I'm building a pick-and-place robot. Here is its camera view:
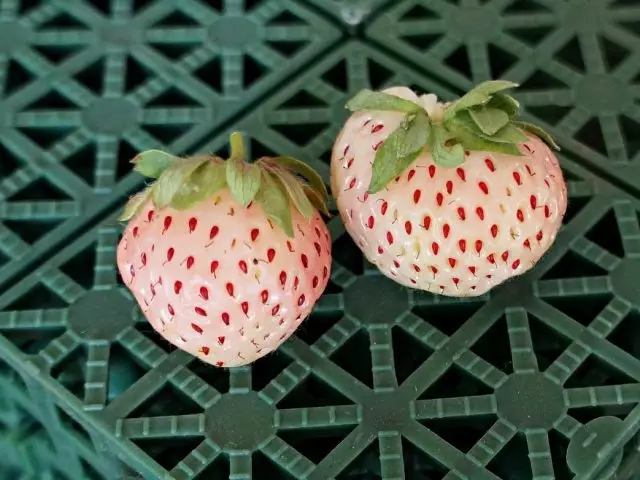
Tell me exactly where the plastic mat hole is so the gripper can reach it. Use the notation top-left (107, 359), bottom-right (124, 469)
top-left (620, 115), bottom-right (640, 160)
top-left (39, 12), bottom-right (88, 30)
top-left (267, 40), bottom-right (307, 58)
top-left (562, 195), bottom-right (591, 226)
top-left (392, 326), bottom-right (433, 385)
top-left (367, 59), bottom-right (396, 90)
top-left (277, 372), bottom-right (353, 409)
top-left (541, 249), bottom-right (609, 280)
top-left (188, 357), bottom-right (230, 394)
top-left (336, 437), bottom-right (380, 479)
top-left (143, 124), bottom-right (192, 145)
top-left (421, 415), bottom-right (497, 454)
top-left (402, 437), bottom-right (448, 479)
top-left (444, 46), bottom-right (472, 79)
top-left (74, 60), bottom-right (105, 94)
top-left (4, 219), bottom-right (64, 245)
top-left (134, 321), bottom-right (176, 354)
top-left (565, 354), bottom-right (637, 389)
top-left (543, 293), bottom-right (613, 327)
top-left (8, 177), bottom-right (73, 202)
top-left (24, 90), bottom-right (78, 110)
top-left (57, 406), bottom-right (91, 443)
top-left (116, 140), bottom-right (140, 180)
top-left (526, 105), bottom-right (574, 126)
top-left (51, 345), bottom-right (88, 401)
top-left (249, 138), bottom-right (279, 158)
top-left (555, 37), bottom-right (586, 73)
top-left (570, 404), bottom-right (636, 426)
top-left (128, 382), bottom-right (203, 418)
top-left (333, 232), bottom-right (364, 275)
top-left (520, 69), bottom-right (567, 90)
top-left (193, 57), bottom-right (223, 93)
top-left (4, 59), bottom-right (35, 95)
top-left (586, 209), bottom-right (625, 258)
top-left (608, 308), bottom-right (640, 359)
top-left (81, 459), bottom-right (107, 480)
top-left (296, 310), bottom-right (343, 345)
top-left (132, 436), bottom-right (203, 470)
top-left (528, 314), bottom-right (572, 372)
top-left (330, 329), bottom-right (374, 388)
top-left (124, 56), bottom-right (153, 92)
top-left (549, 429), bottom-right (572, 480)
top-left (321, 59), bottom-right (349, 92)
top-left (279, 425), bottom-right (356, 466)
top-left (470, 315), bottom-right (513, 374)
top-left (267, 10), bottom-right (305, 26)
top-left (600, 36), bottom-right (630, 71)
top-left (147, 86), bottom-right (203, 108)
top-left (506, 25), bottom-right (554, 47)
top-left (487, 432), bottom-right (533, 479)
top-left (17, 125), bottom-right (77, 149)
top-left (153, 10), bottom-right (201, 28)
top-left (250, 349), bottom-right (294, 392)
top-left (278, 90), bottom-right (328, 109)
top-left (149, 42), bottom-right (198, 61)
top-left (400, 4), bottom-right (439, 21)
top-left (504, 0), bottom-right (552, 13)
top-left (575, 118), bottom-right (608, 157)
top-left (419, 364), bottom-right (493, 400)
top-left (488, 44), bottom-right (518, 79)
top-left (64, 143), bottom-right (98, 187)
top-left (400, 32), bottom-right (442, 53)
top-left (411, 300), bottom-right (484, 337)
top-left (194, 455), bottom-right (229, 479)
top-left (59, 242), bottom-right (98, 290)
top-left (3, 326), bottom-right (67, 355)
top-left (271, 122), bottom-right (328, 147)
top-left (4, 282), bottom-right (69, 310)
top-left (108, 343), bottom-right (149, 402)
top-left (243, 54), bottom-right (269, 88)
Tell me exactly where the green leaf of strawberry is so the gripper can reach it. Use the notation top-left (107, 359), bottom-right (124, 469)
top-left (226, 156), bottom-right (262, 208)
top-left (513, 121), bottom-right (561, 151)
top-left (430, 124), bottom-right (465, 167)
top-left (451, 80), bottom-right (519, 113)
top-left (255, 170), bottom-right (294, 237)
top-left (119, 187), bottom-right (153, 221)
top-left (131, 150), bottom-right (176, 178)
top-left (368, 111), bottom-right (430, 194)
top-left (152, 157), bottom-right (209, 208)
top-left (487, 93), bottom-right (520, 118)
top-left (346, 89), bottom-right (422, 114)
top-left (450, 110), bottom-right (528, 145)
top-left (469, 107), bottom-right (510, 136)
top-left (171, 160), bottom-right (227, 211)
top-left (272, 168), bottom-right (315, 221)
top-left (302, 185), bottom-right (331, 217)
top-left (450, 123), bottom-right (522, 156)
top-left (270, 156), bottom-right (329, 203)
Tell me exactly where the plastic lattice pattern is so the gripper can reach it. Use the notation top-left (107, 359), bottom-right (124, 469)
top-left (0, 1), bottom-right (639, 479)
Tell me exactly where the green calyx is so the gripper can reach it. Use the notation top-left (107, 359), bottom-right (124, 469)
top-left (345, 80), bottom-right (560, 194)
top-left (120, 132), bottom-right (330, 237)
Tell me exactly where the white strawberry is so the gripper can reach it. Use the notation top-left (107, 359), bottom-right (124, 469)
top-left (331, 81), bottom-right (567, 297)
top-left (117, 133), bottom-right (332, 367)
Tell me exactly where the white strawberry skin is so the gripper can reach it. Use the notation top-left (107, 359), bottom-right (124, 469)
top-left (331, 87), bottom-right (567, 297)
top-left (117, 191), bottom-right (332, 367)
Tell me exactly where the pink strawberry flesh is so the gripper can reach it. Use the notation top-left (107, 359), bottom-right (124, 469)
top-left (331, 85), bottom-right (567, 297)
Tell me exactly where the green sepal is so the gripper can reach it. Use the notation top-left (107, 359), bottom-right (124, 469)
top-left (302, 185), bottom-right (330, 217)
top-left (346, 89), bottom-right (422, 114)
top-left (171, 160), bottom-right (227, 211)
top-left (226, 156), bottom-right (262, 207)
top-left (119, 187), bottom-right (153, 221)
top-left (513, 121), bottom-right (561, 151)
top-left (469, 107), bottom-right (510, 136)
top-left (272, 168), bottom-right (315, 221)
top-left (449, 110), bottom-right (528, 144)
top-left (487, 93), bottom-right (520, 118)
top-left (451, 80), bottom-right (519, 113)
top-left (271, 156), bottom-right (329, 203)
top-left (450, 123), bottom-right (523, 156)
top-left (368, 111), bottom-right (430, 194)
top-left (131, 150), bottom-right (176, 178)
top-left (430, 124), bottom-right (465, 167)
top-left (255, 170), bottom-right (294, 237)
top-left (151, 157), bottom-right (208, 208)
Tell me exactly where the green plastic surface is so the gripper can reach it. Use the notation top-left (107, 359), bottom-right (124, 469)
top-left (0, 1), bottom-right (639, 479)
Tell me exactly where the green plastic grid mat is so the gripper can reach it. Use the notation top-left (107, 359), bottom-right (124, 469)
top-left (0, 0), bottom-right (639, 479)
top-left (0, 359), bottom-right (123, 479)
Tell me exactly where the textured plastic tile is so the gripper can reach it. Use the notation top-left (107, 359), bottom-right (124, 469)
top-left (1, 34), bottom-right (640, 479)
top-left (366, 0), bottom-right (640, 196)
top-left (0, 1), bottom-right (640, 479)
top-left (0, 360), bottom-right (122, 479)
top-left (0, 0), bottom-right (340, 290)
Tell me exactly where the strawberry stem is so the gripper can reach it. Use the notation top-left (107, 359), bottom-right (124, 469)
top-left (229, 131), bottom-right (247, 162)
